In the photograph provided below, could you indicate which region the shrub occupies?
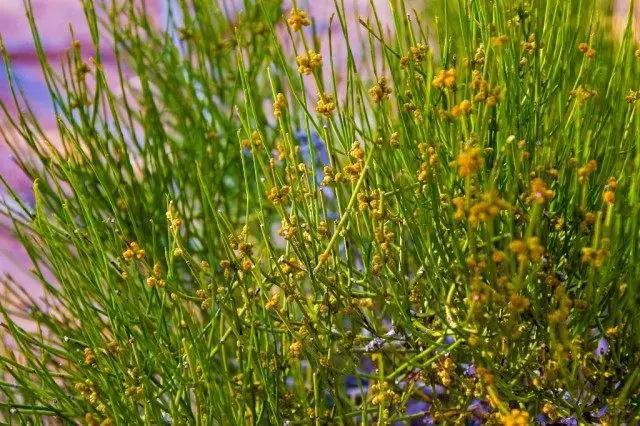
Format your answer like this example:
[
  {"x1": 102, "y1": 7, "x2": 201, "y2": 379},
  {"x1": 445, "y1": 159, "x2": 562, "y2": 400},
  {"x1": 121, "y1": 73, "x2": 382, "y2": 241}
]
[{"x1": 1, "y1": 0, "x2": 640, "y2": 424}]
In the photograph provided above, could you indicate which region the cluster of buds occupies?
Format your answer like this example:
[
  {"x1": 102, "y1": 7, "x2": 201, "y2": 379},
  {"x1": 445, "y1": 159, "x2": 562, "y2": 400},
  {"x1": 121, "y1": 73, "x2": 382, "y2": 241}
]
[
  {"x1": 579, "y1": 211, "x2": 597, "y2": 233},
  {"x1": 264, "y1": 293, "x2": 280, "y2": 311},
  {"x1": 577, "y1": 160, "x2": 597, "y2": 184},
  {"x1": 400, "y1": 43, "x2": 428, "y2": 68},
  {"x1": 369, "y1": 76, "x2": 393, "y2": 103},
  {"x1": 279, "y1": 256, "x2": 306, "y2": 279},
  {"x1": 578, "y1": 42, "x2": 597, "y2": 59},
  {"x1": 287, "y1": 9, "x2": 311, "y2": 31},
  {"x1": 454, "y1": 191, "x2": 510, "y2": 226},
  {"x1": 371, "y1": 225, "x2": 396, "y2": 275},
  {"x1": 147, "y1": 262, "x2": 166, "y2": 288},
  {"x1": 84, "y1": 347, "x2": 96, "y2": 365},
  {"x1": 289, "y1": 341, "x2": 303, "y2": 359},
  {"x1": 490, "y1": 35, "x2": 509, "y2": 47},
  {"x1": 320, "y1": 165, "x2": 342, "y2": 186},
  {"x1": 417, "y1": 143, "x2": 438, "y2": 183},
  {"x1": 75, "y1": 381, "x2": 106, "y2": 414},
  {"x1": 357, "y1": 189, "x2": 381, "y2": 213},
  {"x1": 123, "y1": 241, "x2": 145, "y2": 262},
  {"x1": 508, "y1": 293, "x2": 531, "y2": 313},
  {"x1": 315, "y1": 92, "x2": 336, "y2": 117},
  {"x1": 166, "y1": 201, "x2": 182, "y2": 233},
  {"x1": 241, "y1": 130, "x2": 264, "y2": 151},
  {"x1": 522, "y1": 33, "x2": 538, "y2": 56},
  {"x1": 431, "y1": 68, "x2": 457, "y2": 89},
  {"x1": 228, "y1": 230, "x2": 253, "y2": 257},
  {"x1": 296, "y1": 50, "x2": 322, "y2": 75},
  {"x1": 196, "y1": 289, "x2": 212, "y2": 310},
  {"x1": 547, "y1": 286, "x2": 573, "y2": 324},
  {"x1": 528, "y1": 178, "x2": 555, "y2": 204},
  {"x1": 473, "y1": 44, "x2": 486, "y2": 66},
  {"x1": 466, "y1": 255, "x2": 488, "y2": 274},
  {"x1": 569, "y1": 85, "x2": 597, "y2": 105},
  {"x1": 342, "y1": 142, "x2": 365, "y2": 182},
  {"x1": 456, "y1": 146, "x2": 483, "y2": 177},
  {"x1": 499, "y1": 409, "x2": 530, "y2": 426},
  {"x1": 277, "y1": 216, "x2": 298, "y2": 240},
  {"x1": 371, "y1": 251, "x2": 395, "y2": 276},
  {"x1": 369, "y1": 381, "x2": 401, "y2": 407},
  {"x1": 106, "y1": 340, "x2": 121, "y2": 355},
  {"x1": 475, "y1": 366, "x2": 494, "y2": 385},
  {"x1": 273, "y1": 93, "x2": 286, "y2": 117},
  {"x1": 509, "y1": 237, "x2": 545, "y2": 263},
  {"x1": 625, "y1": 89, "x2": 639, "y2": 104},
  {"x1": 437, "y1": 356, "x2": 456, "y2": 387},
  {"x1": 602, "y1": 177, "x2": 617, "y2": 206},
  {"x1": 123, "y1": 369, "x2": 144, "y2": 400},
  {"x1": 267, "y1": 185, "x2": 291, "y2": 205},
  {"x1": 470, "y1": 71, "x2": 501, "y2": 105},
  {"x1": 469, "y1": 276, "x2": 491, "y2": 306},
  {"x1": 451, "y1": 99, "x2": 472, "y2": 118},
  {"x1": 581, "y1": 239, "x2": 610, "y2": 268}
]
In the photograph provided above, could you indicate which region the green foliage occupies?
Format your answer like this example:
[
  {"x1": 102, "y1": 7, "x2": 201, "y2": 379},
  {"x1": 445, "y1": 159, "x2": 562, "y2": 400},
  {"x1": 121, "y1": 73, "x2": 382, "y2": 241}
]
[{"x1": 1, "y1": 0, "x2": 640, "y2": 424}]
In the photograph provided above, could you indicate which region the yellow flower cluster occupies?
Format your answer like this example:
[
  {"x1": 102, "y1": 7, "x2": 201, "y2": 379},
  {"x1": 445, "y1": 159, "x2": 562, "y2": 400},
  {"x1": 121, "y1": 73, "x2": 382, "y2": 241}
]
[
  {"x1": 267, "y1": 185, "x2": 291, "y2": 205},
  {"x1": 577, "y1": 159, "x2": 597, "y2": 184},
  {"x1": 581, "y1": 244, "x2": 608, "y2": 268},
  {"x1": 569, "y1": 85, "x2": 597, "y2": 105},
  {"x1": 316, "y1": 92, "x2": 336, "y2": 117},
  {"x1": 287, "y1": 9, "x2": 311, "y2": 31},
  {"x1": 509, "y1": 237, "x2": 544, "y2": 263},
  {"x1": 528, "y1": 178, "x2": 554, "y2": 204},
  {"x1": 508, "y1": 293, "x2": 530, "y2": 313},
  {"x1": 289, "y1": 341, "x2": 303, "y2": 359},
  {"x1": 369, "y1": 76, "x2": 393, "y2": 103},
  {"x1": 578, "y1": 42, "x2": 596, "y2": 59},
  {"x1": 123, "y1": 241, "x2": 145, "y2": 262},
  {"x1": 471, "y1": 71, "x2": 502, "y2": 106},
  {"x1": 146, "y1": 262, "x2": 166, "y2": 288},
  {"x1": 437, "y1": 356, "x2": 456, "y2": 387},
  {"x1": 603, "y1": 177, "x2": 618, "y2": 206},
  {"x1": 453, "y1": 191, "x2": 510, "y2": 226},
  {"x1": 456, "y1": 146, "x2": 483, "y2": 177},
  {"x1": 431, "y1": 68, "x2": 457, "y2": 89},
  {"x1": 499, "y1": 409, "x2": 530, "y2": 426},
  {"x1": 417, "y1": 143, "x2": 438, "y2": 182},
  {"x1": 548, "y1": 286, "x2": 573, "y2": 324},
  {"x1": 241, "y1": 130, "x2": 264, "y2": 151},
  {"x1": 451, "y1": 99, "x2": 472, "y2": 118},
  {"x1": 273, "y1": 93, "x2": 286, "y2": 117},
  {"x1": 84, "y1": 347, "x2": 96, "y2": 365},
  {"x1": 296, "y1": 50, "x2": 322, "y2": 75},
  {"x1": 369, "y1": 381, "x2": 401, "y2": 407},
  {"x1": 321, "y1": 165, "x2": 343, "y2": 186},
  {"x1": 522, "y1": 33, "x2": 537, "y2": 56}
]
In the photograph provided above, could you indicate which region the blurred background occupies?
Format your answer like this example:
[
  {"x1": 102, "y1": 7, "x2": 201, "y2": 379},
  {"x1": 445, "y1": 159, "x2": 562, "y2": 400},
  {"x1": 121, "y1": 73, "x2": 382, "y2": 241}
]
[{"x1": 0, "y1": 0, "x2": 638, "y2": 291}]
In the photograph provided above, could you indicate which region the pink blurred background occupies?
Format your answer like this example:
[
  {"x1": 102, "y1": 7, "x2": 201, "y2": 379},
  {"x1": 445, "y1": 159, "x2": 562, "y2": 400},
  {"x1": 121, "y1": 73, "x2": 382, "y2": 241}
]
[{"x1": 0, "y1": 0, "x2": 638, "y2": 291}]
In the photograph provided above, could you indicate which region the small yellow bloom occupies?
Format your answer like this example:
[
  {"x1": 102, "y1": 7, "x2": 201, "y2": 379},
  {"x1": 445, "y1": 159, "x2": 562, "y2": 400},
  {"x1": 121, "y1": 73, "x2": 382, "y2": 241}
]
[
  {"x1": 287, "y1": 9, "x2": 311, "y2": 31},
  {"x1": 316, "y1": 92, "x2": 336, "y2": 117},
  {"x1": 499, "y1": 408, "x2": 530, "y2": 426},
  {"x1": 456, "y1": 146, "x2": 483, "y2": 177},
  {"x1": 296, "y1": 50, "x2": 322, "y2": 75},
  {"x1": 369, "y1": 76, "x2": 393, "y2": 103}
]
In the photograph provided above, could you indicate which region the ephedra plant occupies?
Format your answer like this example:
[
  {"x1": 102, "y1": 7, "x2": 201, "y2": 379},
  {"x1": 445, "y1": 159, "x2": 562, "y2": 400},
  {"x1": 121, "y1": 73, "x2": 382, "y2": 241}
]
[{"x1": 1, "y1": 0, "x2": 640, "y2": 424}]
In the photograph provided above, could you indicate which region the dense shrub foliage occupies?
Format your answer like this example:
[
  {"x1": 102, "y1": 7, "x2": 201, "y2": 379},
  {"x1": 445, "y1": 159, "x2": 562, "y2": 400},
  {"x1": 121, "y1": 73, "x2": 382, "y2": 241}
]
[{"x1": 1, "y1": 0, "x2": 640, "y2": 424}]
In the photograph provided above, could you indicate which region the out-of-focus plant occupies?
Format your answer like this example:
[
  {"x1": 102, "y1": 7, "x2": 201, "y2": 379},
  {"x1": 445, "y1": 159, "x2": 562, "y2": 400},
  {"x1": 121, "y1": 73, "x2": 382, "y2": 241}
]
[{"x1": 1, "y1": 0, "x2": 639, "y2": 424}]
